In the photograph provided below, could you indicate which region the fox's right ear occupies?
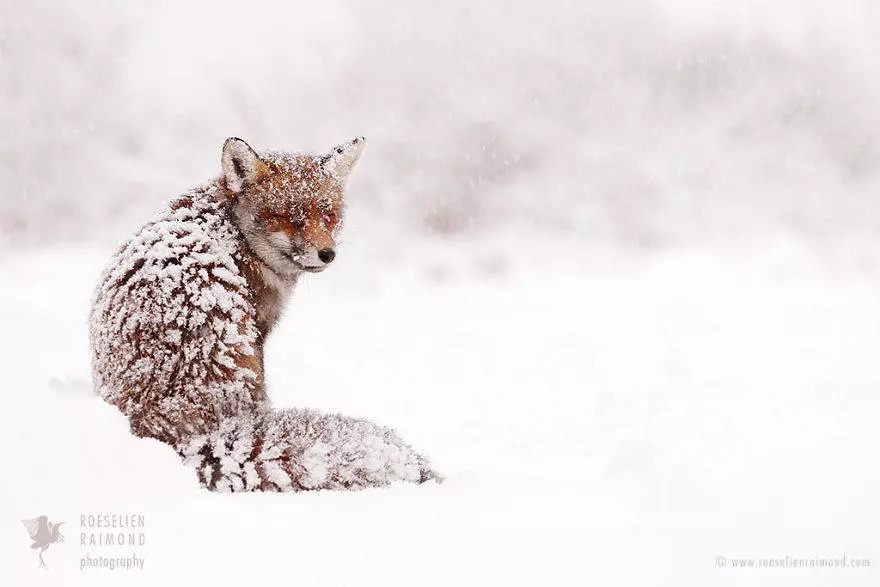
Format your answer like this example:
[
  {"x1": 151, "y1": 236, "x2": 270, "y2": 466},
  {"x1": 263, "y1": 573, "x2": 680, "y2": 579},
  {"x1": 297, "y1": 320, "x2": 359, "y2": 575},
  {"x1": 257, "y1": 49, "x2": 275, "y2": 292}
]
[{"x1": 222, "y1": 138, "x2": 266, "y2": 193}]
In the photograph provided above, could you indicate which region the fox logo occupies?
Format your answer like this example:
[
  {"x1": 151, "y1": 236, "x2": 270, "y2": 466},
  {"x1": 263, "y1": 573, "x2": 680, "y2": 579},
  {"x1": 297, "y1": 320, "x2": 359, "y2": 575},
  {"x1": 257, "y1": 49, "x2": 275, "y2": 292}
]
[{"x1": 90, "y1": 137, "x2": 440, "y2": 492}]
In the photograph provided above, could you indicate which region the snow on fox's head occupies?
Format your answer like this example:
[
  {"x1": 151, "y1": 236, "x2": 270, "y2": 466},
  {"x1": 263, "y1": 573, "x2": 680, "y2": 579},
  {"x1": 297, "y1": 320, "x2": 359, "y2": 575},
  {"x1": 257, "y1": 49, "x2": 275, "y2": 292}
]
[{"x1": 222, "y1": 137, "x2": 365, "y2": 277}]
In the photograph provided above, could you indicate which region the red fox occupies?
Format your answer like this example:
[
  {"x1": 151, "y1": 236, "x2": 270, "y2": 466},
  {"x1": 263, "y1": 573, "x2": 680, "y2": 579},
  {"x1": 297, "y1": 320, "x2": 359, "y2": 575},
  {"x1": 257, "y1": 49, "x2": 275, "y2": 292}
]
[{"x1": 89, "y1": 137, "x2": 439, "y2": 491}]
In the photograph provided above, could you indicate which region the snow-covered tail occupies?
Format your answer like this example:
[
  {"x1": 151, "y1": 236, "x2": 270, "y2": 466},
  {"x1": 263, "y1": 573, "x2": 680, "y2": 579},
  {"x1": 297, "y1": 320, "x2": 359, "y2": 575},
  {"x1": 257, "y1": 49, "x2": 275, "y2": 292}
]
[{"x1": 180, "y1": 409, "x2": 441, "y2": 492}]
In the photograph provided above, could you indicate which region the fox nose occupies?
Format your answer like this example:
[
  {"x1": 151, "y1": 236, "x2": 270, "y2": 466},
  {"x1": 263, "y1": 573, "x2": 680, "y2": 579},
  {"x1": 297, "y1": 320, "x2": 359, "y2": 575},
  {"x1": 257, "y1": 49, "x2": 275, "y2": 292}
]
[{"x1": 318, "y1": 248, "x2": 336, "y2": 264}]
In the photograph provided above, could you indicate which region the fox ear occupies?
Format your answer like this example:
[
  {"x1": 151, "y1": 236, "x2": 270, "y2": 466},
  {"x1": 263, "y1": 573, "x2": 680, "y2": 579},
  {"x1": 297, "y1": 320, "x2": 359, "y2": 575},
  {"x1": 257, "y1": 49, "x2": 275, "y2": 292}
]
[
  {"x1": 222, "y1": 137, "x2": 265, "y2": 193},
  {"x1": 322, "y1": 137, "x2": 366, "y2": 186}
]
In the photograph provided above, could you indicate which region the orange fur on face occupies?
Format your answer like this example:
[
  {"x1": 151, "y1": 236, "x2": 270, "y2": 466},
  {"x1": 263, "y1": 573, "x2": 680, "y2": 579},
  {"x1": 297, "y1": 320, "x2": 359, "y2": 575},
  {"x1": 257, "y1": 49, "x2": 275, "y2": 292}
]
[{"x1": 246, "y1": 155, "x2": 344, "y2": 249}]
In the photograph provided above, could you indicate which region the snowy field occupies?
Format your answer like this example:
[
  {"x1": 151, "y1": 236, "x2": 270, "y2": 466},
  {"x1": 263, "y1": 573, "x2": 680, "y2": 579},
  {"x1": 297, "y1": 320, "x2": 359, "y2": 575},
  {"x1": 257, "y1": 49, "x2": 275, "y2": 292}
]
[
  {"x1": 2, "y1": 240, "x2": 879, "y2": 585},
  {"x1": 4, "y1": 0, "x2": 880, "y2": 584}
]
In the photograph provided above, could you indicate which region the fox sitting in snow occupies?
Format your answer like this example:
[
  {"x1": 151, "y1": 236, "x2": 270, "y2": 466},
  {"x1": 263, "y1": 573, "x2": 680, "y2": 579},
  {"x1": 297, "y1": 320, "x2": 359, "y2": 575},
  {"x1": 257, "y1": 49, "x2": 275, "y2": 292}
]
[{"x1": 89, "y1": 137, "x2": 439, "y2": 491}]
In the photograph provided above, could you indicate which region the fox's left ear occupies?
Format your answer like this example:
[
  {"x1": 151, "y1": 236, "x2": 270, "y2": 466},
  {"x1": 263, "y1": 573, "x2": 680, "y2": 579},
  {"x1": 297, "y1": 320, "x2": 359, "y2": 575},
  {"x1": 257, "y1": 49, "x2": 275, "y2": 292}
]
[
  {"x1": 222, "y1": 137, "x2": 267, "y2": 193},
  {"x1": 322, "y1": 137, "x2": 366, "y2": 186}
]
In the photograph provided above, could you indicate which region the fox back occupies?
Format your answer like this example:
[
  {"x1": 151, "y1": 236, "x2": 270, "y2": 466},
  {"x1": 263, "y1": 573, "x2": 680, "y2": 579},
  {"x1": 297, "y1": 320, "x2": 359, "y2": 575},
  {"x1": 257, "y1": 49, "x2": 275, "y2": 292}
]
[{"x1": 89, "y1": 137, "x2": 364, "y2": 445}]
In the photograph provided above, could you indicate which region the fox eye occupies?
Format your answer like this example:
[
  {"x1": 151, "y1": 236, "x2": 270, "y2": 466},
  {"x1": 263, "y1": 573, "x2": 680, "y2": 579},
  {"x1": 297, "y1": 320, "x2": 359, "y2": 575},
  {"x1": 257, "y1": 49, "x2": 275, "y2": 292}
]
[{"x1": 291, "y1": 216, "x2": 304, "y2": 229}]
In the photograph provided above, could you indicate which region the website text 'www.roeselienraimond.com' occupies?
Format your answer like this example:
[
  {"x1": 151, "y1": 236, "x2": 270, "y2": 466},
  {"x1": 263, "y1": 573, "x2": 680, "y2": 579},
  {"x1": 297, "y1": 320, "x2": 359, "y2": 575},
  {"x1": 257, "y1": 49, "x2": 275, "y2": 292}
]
[{"x1": 716, "y1": 555, "x2": 871, "y2": 570}]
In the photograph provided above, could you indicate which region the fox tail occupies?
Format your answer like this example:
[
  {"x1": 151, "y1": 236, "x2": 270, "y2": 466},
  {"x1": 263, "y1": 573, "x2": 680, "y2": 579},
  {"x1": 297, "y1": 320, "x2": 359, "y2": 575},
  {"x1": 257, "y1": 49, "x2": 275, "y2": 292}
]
[{"x1": 178, "y1": 408, "x2": 441, "y2": 492}]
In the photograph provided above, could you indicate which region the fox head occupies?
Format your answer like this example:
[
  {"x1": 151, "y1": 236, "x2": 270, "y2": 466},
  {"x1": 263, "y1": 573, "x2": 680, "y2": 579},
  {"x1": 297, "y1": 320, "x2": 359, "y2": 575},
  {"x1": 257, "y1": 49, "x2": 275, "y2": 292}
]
[{"x1": 222, "y1": 136, "x2": 365, "y2": 277}]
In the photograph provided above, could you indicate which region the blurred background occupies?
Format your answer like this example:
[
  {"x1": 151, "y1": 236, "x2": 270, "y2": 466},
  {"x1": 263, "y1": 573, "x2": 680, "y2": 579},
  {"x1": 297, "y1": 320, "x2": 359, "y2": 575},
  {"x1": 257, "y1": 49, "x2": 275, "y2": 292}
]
[{"x1": 3, "y1": 0, "x2": 880, "y2": 266}]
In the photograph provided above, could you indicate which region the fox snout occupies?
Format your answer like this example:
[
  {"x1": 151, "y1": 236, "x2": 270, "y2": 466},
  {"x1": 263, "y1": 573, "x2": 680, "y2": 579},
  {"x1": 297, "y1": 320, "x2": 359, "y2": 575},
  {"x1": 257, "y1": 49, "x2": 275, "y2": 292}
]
[
  {"x1": 318, "y1": 248, "x2": 335, "y2": 264},
  {"x1": 303, "y1": 227, "x2": 336, "y2": 265}
]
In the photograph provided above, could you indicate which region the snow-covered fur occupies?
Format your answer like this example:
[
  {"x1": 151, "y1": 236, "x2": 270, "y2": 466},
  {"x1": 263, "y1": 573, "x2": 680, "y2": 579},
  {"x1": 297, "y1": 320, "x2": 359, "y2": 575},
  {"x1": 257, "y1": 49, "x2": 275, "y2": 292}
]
[
  {"x1": 180, "y1": 409, "x2": 437, "y2": 492},
  {"x1": 89, "y1": 137, "x2": 440, "y2": 492}
]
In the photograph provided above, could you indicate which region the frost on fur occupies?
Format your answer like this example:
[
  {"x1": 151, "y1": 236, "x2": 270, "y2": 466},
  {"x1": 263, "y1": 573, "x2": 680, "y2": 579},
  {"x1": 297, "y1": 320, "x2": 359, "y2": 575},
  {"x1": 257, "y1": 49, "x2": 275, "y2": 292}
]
[
  {"x1": 89, "y1": 138, "x2": 440, "y2": 492},
  {"x1": 89, "y1": 186, "x2": 266, "y2": 444},
  {"x1": 179, "y1": 409, "x2": 440, "y2": 492}
]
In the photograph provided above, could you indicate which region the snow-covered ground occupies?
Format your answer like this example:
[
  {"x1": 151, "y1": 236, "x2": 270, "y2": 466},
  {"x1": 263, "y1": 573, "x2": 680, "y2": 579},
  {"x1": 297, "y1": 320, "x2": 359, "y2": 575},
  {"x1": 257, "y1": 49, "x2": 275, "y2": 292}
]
[
  {"x1": 2, "y1": 241, "x2": 878, "y2": 585},
  {"x1": 3, "y1": 0, "x2": 880, "y2": 583}
]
